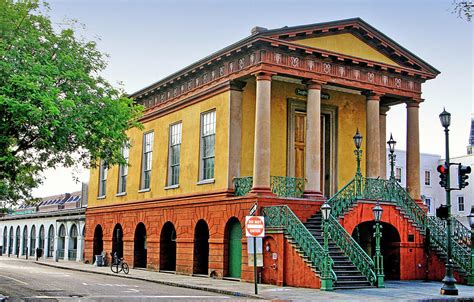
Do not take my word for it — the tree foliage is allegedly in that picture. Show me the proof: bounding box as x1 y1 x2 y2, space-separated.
453 0 473 21
0 0 143 204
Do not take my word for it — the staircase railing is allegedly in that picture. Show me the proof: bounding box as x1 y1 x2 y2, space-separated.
233 176 305 198
262 205 336 282
327 215 377 285
328 175 471 275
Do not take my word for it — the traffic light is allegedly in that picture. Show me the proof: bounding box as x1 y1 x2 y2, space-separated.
459 165 472 189
436 205 449 220
437 164 449 189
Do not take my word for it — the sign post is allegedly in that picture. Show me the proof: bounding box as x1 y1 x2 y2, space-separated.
246 215 265 295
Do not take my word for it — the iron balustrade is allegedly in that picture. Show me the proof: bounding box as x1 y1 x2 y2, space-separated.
262 205 337 282
233 176 305 198
68 249 77 260
57 249 64 259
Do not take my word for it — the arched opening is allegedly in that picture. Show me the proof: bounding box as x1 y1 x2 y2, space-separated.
352 221 401 280
39 225 45 253
69 224 78 260
8 227 13 254
93 225 103 263
193 219 209 276
47 225 54 257
159 222 176 271
30 225 36 256
58 224 66 259
224 217 242 278
3 227 7 254
112 224 123 259
134 222 147 268
22 226 28 256
15 226 20 255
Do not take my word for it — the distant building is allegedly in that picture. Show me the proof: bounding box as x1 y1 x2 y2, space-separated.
0 184 87 261
468 113 474 155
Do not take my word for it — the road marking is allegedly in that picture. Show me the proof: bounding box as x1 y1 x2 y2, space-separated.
122 288 140 293
0 274 28 285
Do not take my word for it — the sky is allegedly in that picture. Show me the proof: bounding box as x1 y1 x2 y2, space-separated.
32 0 473 197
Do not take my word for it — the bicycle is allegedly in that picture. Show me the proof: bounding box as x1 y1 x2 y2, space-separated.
110 252 129 274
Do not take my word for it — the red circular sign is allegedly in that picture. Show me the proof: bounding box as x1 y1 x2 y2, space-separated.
246 216 265 237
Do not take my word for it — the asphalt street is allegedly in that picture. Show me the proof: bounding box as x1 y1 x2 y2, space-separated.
0 259 251 301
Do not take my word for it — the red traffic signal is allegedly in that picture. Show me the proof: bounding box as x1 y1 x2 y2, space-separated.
437 164 449 189
437 164 448 174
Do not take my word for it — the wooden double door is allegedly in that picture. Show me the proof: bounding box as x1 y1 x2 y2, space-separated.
288 100 336 197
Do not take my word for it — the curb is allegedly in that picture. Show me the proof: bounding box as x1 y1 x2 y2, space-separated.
34 261 263 300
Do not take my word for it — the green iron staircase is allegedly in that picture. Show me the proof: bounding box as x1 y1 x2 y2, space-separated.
327 175 472 276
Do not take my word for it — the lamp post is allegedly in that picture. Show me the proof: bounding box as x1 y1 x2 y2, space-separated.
467 206 474 286
387 134 396 181
372 203 384 288
439 108 458 295
353 129 363 177
320 202 333 291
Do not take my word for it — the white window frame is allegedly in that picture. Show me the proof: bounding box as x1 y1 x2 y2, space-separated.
424 197 432 214
199 110 216 182
140 131 154 191
167 122 182 187
117 143 130 195
458 196 465 212
424 170 431 186
98 160 107 197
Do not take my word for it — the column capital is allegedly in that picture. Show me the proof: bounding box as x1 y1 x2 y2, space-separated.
364 91 384 101
253 71 275 81
304 79 326 90
406 99 423 108
229 80 246 91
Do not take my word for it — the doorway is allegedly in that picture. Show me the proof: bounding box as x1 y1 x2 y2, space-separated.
193 220 209 275
160 222 176 271
134 223 147 268
224 218 242 278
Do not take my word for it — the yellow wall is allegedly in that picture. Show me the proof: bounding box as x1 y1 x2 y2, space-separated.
240 79 367 190
88 91 230 208
292 33 400 67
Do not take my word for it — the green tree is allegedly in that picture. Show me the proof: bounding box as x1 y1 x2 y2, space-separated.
0 0 143 204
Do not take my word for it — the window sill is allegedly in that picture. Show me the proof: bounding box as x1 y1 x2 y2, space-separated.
197 179 215 185
97 196 106 200
164 184 180 190
115 192 127 197
138 188 150 193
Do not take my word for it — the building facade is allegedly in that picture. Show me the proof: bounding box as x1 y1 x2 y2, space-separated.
0 188 87 262
84 18 466 289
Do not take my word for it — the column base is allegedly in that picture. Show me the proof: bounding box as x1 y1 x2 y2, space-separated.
320 277 333 291
250 187 275 197
303 190 324 200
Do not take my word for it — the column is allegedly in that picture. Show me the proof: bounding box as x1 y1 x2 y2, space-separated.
53 235 58 261
19 230 24 257
304 80 323 198
44 234 49 260
64 235 70 260
366 92 382 178
379 106 390 179
76 235 83 262
406 100 421 200
252 72 272 193
228 81 245 189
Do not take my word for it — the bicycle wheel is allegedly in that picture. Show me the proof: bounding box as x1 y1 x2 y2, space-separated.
111 262 119 273
122 262 129 274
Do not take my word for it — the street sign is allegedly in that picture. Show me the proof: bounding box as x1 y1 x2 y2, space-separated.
245 216 265 237
249 203 258 216
247 237 263 267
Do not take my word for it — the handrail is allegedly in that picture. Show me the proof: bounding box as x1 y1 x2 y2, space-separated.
234 176 305 198
262 205 336 282
327 215 377 285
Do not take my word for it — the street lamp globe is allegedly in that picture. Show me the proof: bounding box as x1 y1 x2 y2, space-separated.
439 108 451 129
321 203 332 221
468 206 474 229
373 203 383 222
353 128 363 150
387 134 396 154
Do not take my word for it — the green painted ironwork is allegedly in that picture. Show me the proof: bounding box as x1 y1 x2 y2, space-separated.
233 176 305 198
328 175 472 275
262 205 336 282
270 176 305 198
327 215 377 285
233 176 253 196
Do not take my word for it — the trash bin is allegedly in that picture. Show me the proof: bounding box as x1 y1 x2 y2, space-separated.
95 255 103 267
37 248 43 258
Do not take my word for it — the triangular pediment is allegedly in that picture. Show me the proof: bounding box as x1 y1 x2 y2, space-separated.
292 33 400 67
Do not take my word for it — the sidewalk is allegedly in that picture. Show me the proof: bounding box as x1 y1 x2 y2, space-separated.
23 258 474 301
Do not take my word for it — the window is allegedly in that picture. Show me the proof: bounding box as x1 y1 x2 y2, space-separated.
117 143 130 194
200 110 216 181
458 196 465 212
168 123 182 186
141 132 154 190
98 161 107 197
424 170 431 186
424 197 432 214
395 167 402 183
